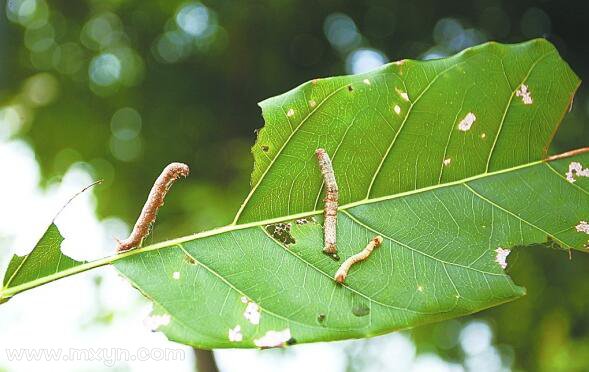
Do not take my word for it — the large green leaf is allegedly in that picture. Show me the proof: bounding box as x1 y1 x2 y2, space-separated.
1 39 587 349
113 39 586 348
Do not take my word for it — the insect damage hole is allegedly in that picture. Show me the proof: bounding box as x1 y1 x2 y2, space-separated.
143 314 171 332
316 148 339 260
228 325 243 342
566 162 589 183
243 301 261 325
576 221 589 234
335 236 383 283
495 247 511 269
266 222 295 245
254 329 292 348
457 112 476 131
116 162 190 252
395 87 409 102
515 84 533 104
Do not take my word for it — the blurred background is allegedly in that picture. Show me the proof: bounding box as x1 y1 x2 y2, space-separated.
1 0 588 371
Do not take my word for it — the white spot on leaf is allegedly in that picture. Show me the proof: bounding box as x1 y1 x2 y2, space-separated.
417 285 423 292
143 314 171 331
308 99 316 108
566 162 589 183
576 221 589 234
240 296 249 304
363 79 371 85
515 84 533 105
244 301 261 325
396 88 409 101
480 132 486 139
443 158 451 166
495 247 511 269
287 108 295 117
393 105 401 115
458 112 476 131
228 325 243 342
254 328 291 348
172 271 180 280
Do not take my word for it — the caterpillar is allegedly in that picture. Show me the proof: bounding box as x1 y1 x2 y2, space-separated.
335 236 383 283
116 162 190 252
315 148 339 259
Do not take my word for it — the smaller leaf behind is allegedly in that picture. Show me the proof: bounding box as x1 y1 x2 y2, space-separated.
1 223 84 303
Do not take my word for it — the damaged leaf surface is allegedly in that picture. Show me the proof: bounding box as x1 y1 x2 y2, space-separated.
113 39 587 348
2 39 587 349
1 224 84 303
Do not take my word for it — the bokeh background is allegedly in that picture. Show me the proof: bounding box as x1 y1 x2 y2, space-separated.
1 0 589 371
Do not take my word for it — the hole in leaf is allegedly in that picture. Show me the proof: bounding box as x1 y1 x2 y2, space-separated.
266 223 295 245
261 145 269 152
295 217 315 225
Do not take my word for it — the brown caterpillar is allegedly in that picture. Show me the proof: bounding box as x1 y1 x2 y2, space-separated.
315 148 339 259
116 162 190 252
335 236 383 283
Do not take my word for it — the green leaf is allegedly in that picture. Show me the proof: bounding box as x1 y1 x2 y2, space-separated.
114 151 589 348
1 223 84 303
1 39 587 349
112 39 586 348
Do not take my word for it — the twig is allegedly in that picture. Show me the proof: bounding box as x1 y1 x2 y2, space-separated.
194 348 219 372
335 236 383 283
545 147 589 161
315 148 339 259
117 162 190 252
53 180 103 221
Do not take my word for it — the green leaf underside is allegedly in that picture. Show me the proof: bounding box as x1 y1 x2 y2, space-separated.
112 39 587 348
2 40 587 349
116 152 589 348
1 224 84 303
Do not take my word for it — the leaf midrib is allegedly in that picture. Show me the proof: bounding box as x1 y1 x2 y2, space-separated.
4 150 584 303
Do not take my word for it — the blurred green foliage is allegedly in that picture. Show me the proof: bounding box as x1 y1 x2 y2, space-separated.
1 0 589 371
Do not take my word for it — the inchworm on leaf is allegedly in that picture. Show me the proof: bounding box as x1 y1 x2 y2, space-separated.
315 148 339 260
116 162 190 253
335 236 383 283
